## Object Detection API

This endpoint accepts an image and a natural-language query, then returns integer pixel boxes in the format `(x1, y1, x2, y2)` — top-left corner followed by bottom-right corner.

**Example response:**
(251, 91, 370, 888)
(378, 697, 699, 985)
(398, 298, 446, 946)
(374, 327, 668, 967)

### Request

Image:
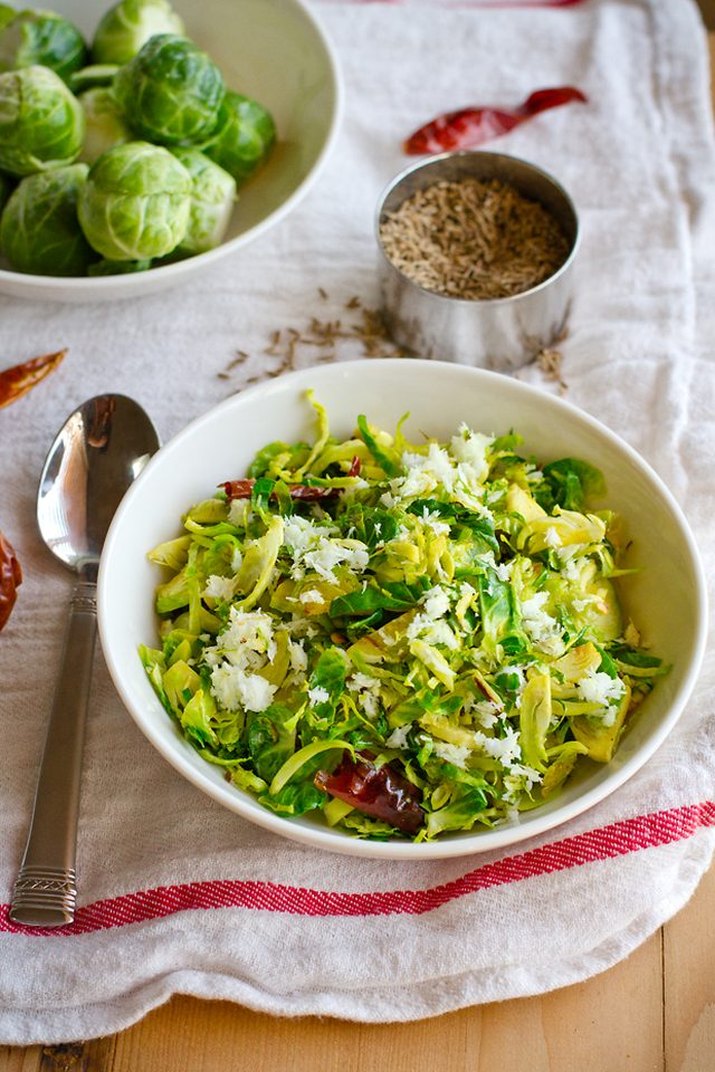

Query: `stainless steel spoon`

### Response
(10, 395, 160, 928)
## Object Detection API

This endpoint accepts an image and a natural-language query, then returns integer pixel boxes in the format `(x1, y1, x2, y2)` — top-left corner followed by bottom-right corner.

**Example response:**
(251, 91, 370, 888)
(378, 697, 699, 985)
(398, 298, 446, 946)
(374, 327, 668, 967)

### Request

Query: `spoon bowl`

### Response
(37, 396, 158, 577)
(10, 394, 159, 928)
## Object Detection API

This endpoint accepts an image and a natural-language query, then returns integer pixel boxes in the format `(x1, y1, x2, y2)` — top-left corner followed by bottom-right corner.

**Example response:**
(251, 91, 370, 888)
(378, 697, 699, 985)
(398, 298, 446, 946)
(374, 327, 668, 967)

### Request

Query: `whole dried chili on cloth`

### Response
(0, 350, 65, 630)
(404, 86, 587, 154)
(0, 349, 66, 408)
(0, 532, 22, 631)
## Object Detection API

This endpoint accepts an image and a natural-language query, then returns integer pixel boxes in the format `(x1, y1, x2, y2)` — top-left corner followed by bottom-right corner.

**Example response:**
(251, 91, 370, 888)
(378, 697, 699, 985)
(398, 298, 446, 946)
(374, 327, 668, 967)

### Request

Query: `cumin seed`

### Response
(379, 177, 570, 301)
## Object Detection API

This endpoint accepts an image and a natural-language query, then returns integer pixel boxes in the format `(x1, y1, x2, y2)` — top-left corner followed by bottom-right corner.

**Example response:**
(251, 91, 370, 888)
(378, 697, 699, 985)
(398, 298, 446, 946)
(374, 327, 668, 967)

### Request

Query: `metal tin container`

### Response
(376, 150, 579, 370)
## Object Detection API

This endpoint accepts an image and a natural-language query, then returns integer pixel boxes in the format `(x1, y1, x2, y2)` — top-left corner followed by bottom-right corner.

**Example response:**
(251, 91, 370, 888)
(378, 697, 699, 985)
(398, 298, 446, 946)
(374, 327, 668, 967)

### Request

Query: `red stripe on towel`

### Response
(320, 1, 589, 7)
(3, 802, 714, 936)
(442, 1, 588, 6)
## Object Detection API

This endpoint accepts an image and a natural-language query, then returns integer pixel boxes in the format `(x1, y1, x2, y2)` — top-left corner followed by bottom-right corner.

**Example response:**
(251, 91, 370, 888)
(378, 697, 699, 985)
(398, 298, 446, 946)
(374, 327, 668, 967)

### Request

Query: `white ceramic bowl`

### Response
(98, 360, 707, 859)
(0, 0, 342, 302)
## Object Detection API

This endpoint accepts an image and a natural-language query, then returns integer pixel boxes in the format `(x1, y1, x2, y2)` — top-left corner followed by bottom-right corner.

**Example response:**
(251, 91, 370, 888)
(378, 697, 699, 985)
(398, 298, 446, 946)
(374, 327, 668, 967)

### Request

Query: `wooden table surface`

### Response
(1, 29, 713, 1072)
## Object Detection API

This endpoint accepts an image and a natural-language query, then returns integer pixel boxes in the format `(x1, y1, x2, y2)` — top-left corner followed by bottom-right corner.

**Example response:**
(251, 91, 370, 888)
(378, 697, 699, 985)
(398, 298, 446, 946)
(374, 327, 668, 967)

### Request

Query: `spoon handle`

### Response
(10, 580, 97, 928)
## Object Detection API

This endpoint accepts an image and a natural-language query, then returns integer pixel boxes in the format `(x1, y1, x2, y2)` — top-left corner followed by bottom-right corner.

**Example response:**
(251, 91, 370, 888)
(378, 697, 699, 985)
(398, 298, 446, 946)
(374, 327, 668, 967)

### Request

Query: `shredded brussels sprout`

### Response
(141, 394, 668, 842)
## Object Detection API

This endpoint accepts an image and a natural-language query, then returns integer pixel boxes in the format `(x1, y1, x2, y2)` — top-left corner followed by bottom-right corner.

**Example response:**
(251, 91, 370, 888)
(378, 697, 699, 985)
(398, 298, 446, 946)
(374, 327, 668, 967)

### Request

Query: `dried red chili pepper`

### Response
(404, 86, 587, 155)
(0, 349, 67, 409)
(0, 532, 22, 632)
(220, 479, 340, 502)
(315, 752, 425, 835)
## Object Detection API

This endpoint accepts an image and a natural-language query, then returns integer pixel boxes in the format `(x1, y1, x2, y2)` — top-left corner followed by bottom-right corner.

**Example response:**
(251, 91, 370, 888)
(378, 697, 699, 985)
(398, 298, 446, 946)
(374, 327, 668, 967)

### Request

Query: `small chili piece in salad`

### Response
(220, 479, 341, 502)
(315, 752, 425, 835)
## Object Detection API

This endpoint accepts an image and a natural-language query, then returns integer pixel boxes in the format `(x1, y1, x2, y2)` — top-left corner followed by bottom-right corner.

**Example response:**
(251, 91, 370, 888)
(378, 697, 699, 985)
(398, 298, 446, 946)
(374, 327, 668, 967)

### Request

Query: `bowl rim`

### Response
(0, 0, 344, 296)
(97, 359, 709, 859)
(375, 149, 581, 308)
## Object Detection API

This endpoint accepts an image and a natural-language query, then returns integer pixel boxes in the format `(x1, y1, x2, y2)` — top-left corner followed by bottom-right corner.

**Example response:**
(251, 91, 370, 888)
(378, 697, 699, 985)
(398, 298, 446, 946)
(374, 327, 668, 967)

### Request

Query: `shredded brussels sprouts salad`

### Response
(140, 392, 667, 841)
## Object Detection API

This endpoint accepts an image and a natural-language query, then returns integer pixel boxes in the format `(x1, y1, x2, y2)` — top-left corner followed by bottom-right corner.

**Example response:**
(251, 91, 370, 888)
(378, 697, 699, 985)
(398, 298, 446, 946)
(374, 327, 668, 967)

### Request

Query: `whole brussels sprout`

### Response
(171, 147, 236, 254)
(201, 91, 275, 184)
(0, 166, 13, 256)
(113, 34, 225, 146)
(92, 0, 185, 66)
(0, 10, 87, 82)
(88, 257, 151, 275)
(0, 5, 14, 33)
(0, 163, 97, 275)
(0, 66, 85, 176)
(69, 63, 119, 94)
(0, 169, 12, 216)
(78, 87, 131, 164)
(78, 140, 191, 261)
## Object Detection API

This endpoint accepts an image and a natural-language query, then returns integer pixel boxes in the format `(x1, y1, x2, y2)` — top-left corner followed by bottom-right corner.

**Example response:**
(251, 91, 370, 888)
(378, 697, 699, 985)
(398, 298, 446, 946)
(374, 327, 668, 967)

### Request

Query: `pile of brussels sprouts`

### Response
(0, 0, 276, 277)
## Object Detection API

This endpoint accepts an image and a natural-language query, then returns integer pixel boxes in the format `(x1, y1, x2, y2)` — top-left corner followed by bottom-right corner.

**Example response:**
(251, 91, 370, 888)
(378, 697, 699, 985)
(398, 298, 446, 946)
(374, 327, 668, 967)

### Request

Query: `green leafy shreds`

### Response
(246, 703, 299, 781)
(537, 458, 606, 512)
(141, 390, 667, 842)
(248, 440, 301, 479)
(357, 413, 402, 476)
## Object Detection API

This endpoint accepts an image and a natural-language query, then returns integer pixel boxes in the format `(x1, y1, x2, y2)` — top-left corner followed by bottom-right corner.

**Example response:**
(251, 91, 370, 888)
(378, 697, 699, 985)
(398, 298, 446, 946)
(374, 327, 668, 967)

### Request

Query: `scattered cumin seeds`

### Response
(379, 178, 570, 301)
(218, 293, 409, 388)
(535, 346, 567, 393)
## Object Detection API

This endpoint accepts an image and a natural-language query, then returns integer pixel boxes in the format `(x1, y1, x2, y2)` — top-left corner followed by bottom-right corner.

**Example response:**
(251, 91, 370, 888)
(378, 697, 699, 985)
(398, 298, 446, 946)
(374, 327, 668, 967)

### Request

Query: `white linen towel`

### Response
(0, 0, 713, 1045)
